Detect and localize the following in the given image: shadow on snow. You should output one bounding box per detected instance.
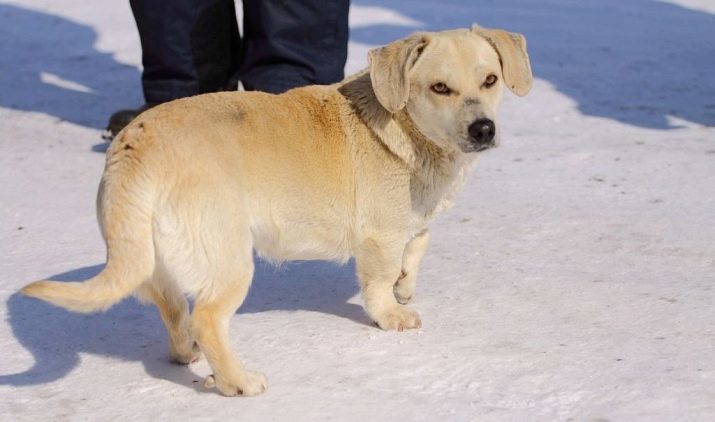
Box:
[351,0,715,128]
[3,0,714,389]
[0,4,141,130]
[0,260,365,388]
[2,1,714,131]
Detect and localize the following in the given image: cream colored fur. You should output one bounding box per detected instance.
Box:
[22,26,532,396]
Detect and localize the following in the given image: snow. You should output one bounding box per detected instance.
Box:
[1,0,714,420]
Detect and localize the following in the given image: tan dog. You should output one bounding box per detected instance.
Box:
[22,25,531,396]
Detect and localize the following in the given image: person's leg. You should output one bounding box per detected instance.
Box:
[107,0,240,139]
[131,0,241,103]
[240,0,350,94]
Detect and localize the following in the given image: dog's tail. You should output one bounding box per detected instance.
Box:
[21,261,150,313]
[22,124,156,313]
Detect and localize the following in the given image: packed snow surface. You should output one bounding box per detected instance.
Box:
[1,0,713,420]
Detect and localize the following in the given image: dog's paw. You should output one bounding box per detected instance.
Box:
[393,280,413,305]
[393,290,413,305]
[393,271,415,304]
[373,305,422,331]
[204,370,268,397]
[169,341,202,365]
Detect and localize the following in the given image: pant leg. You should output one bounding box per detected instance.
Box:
[240,0,350,94]
[130,0,241,104]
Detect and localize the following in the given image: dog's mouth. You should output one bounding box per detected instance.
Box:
[460,140,496,153]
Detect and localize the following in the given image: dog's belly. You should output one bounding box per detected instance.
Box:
[250,219,353,264]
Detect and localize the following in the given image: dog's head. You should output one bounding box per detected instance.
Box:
[368,25,532,154]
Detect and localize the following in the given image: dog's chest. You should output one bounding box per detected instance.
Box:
[409,155,471,230]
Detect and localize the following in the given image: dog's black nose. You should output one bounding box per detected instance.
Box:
[468,118,496,148]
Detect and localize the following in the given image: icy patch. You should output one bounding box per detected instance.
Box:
[658,0,715,14]
[665,114,708,129]
[39,72,93,94]
[345,41,372,75]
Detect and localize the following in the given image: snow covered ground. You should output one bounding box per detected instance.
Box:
[1,0,714,420]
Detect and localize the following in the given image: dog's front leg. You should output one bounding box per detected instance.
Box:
[356,237,422,331]
[394,230,430,304]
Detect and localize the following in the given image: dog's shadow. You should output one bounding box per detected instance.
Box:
[0,259,365,389]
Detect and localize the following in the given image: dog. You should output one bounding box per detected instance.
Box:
[22,25,532,396]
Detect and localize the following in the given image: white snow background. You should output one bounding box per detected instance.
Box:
[1,0,714,420]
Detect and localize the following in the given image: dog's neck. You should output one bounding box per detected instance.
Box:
[339,70,419,167]
[338,70,476,225]
[338,70,462,169]
[397,110,475,224]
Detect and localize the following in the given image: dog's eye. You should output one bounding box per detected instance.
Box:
[483,74,498,88]
[430,82,451,95]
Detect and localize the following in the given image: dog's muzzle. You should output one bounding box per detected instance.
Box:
[467,118,496,152]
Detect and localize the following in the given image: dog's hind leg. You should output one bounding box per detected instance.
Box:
[191,256,267,396]
[356,236,422,331]
[176,203,267,396]
[136,273,200,365]
[394,229,430,305]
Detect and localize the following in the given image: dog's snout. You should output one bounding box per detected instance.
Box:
[468,119,496,147]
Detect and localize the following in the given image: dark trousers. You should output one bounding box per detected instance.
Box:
[129,0,350,104]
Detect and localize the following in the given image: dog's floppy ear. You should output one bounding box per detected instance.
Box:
[368,33,430,113]
[472,24,532,96]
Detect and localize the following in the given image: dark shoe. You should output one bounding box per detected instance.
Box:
[102,103,156,141]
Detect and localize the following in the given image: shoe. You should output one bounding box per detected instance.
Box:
[102,103,156,141]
